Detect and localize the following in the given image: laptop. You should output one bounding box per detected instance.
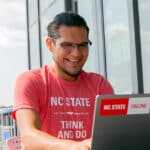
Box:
[91,94,150,150]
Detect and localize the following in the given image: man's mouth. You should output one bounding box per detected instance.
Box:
[66,58,80,64]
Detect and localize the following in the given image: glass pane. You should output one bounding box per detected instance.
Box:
[78,0,96,72]
[103,0,132,94]
[0,0,27,106]
[29,24,41,68]
[39,0,65,65]
[138,0,150,93]
[28,0,40,69]
[28,0,38,26]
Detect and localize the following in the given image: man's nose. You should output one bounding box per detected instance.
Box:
[70,45,81,55]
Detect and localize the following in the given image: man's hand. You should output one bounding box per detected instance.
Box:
[69,138,92,150]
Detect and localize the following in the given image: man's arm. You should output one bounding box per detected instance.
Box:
[16,109,91,150]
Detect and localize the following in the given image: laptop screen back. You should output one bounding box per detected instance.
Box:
[91,94,150,150]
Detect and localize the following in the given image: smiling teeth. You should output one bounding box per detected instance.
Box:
[70,59,79,62]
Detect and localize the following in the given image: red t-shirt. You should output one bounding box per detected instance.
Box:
[13,65,113,141]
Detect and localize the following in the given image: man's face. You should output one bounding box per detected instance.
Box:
[50,25,90,81]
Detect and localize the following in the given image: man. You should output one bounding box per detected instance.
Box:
[12,12,114,150]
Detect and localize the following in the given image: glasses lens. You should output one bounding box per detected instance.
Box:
[60,42,73,49]
[56,41,92,50]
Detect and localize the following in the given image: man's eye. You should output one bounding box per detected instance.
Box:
[61,43,72,47]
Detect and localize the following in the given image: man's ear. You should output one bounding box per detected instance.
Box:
[45,37,55,52]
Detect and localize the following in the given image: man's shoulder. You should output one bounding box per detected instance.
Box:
[81,70,114,94]
[16,65,52,81]
[81,70,112,85]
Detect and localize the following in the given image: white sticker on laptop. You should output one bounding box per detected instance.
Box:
[128,97,150,115]
[100,97,150,116]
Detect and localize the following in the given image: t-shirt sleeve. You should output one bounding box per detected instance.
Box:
[12,71,42,119]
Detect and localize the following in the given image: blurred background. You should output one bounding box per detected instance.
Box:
[0,0,150,106]
[0,0,27,107]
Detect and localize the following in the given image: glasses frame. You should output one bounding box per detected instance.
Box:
[52,38,92,51]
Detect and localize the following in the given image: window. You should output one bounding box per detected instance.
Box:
[39,0,65,65]
[138,0,150,93]
[103,0,133,94]
[27,0,41,69]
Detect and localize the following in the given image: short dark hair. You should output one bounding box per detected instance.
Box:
[47,12,89,39]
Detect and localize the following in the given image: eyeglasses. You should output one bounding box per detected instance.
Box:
[54,40,92,51]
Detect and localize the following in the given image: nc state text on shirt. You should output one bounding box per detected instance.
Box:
[50,97,91,107]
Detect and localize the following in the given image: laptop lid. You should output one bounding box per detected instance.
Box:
[91,94,150,150]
